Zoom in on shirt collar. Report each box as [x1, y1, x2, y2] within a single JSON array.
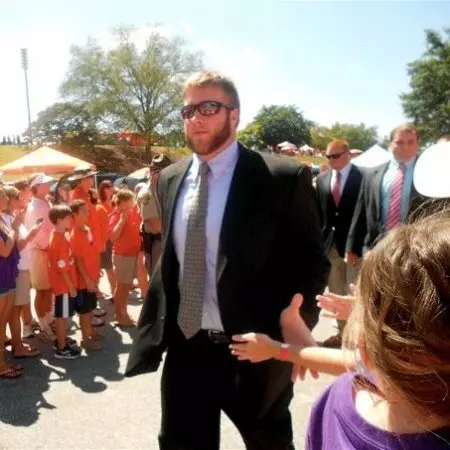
[[390, 154, 417, 169], [191, 141, 239, 179], [334, 163, 352, 178]]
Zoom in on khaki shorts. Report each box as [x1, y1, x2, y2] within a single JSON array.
[[14, 270, 31, 306], [30, 249, 51, 291], [113, 254, 138, 285]]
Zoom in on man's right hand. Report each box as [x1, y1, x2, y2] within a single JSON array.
[[69, 287, 77, 299], [345, 251, 358, 266]]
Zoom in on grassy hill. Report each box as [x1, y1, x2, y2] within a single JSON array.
[[0, 145, 32, 166]]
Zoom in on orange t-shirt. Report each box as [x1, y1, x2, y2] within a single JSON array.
[[70, 225, 100, 290], [96, 204, 110, 249], [101, 201, 114, 215], [48, 231, 78, 296], [109, 208, 142, 256], [71, 187, 103, 253]]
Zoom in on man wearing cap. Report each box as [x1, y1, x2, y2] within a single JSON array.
[[69, 167, 106, 323], [137, 154, 171, 276], [24, 173, 55, 340]]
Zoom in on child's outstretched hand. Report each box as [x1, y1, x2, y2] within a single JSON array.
[[230, 333, 279, 362]]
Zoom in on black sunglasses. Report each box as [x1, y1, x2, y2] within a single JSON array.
[[181, 101, 234, 120], [326, 151, 348, 160]]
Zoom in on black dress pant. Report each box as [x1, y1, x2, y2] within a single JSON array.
[[159, 329, 295, 450]]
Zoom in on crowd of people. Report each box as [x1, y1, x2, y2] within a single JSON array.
[[2, 68, 450, 449], [0, 153, 170, 375]]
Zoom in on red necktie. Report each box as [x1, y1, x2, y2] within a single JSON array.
[[386, 164, 405, 230], [332, 171, 341, 206]]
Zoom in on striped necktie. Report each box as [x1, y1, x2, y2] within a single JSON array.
[[386, 163, 405, 230]]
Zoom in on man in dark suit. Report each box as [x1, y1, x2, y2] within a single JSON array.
[[125, 70, 329, 450], [315, 139, 363, 347], [347, 124, 424, 260]]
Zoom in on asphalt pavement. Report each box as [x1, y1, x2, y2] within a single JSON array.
[[0, 280, 336, 450]]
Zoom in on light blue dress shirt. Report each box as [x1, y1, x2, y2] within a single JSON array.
[[173, 141, 239, 331], [381, 156, 417, 226]]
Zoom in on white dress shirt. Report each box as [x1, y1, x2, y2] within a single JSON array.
[[173, 141, 239, 331], [330, 163, 352, 195]]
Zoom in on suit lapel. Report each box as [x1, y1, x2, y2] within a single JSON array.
[[216, 146, 262, 283], [373, 163, 389, 223], [160, 157, 192, 272], [340, 165, 357, 205]]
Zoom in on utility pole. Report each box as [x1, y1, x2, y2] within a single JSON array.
[[20, 48, 32, 143]]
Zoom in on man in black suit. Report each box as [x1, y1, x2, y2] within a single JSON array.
[[347, 124, 424, 260], [125, 71, 329, 449], [315, 139, 363, 347]]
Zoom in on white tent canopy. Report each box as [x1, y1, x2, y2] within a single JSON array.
[[299, 144, 314, 152], [352, 144, 391, 168]]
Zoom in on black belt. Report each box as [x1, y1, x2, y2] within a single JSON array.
[[200, 329, 231, 344], [151, 233, 162, 241]]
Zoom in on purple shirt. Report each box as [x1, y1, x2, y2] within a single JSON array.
[[307, 373, 450, 449], [0, 228, 20, 289]]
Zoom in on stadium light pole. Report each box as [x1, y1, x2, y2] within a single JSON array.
[[20, 48, 32, 143]]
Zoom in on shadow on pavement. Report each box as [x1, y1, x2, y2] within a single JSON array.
[[0, 308, 136, 427]]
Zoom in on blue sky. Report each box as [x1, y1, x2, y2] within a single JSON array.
[[1, 0, 449, 141]]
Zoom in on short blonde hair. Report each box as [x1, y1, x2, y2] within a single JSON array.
[[115, 188, 134, 205], [184, 71, 240, 110]]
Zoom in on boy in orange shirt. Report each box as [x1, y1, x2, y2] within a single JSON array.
[[70, 200, 103, 351], [109, 189, 141, 327], [48, 205, 81, 360]]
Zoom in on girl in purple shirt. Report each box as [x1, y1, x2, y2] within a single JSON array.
[[231, 212, 450, 449], [0, 186, 21, 379]]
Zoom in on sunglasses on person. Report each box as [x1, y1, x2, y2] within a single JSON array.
[[325, 151, 348, 160], [181, 101, 234, 120]]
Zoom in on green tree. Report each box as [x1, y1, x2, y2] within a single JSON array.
[[247, 105, 311, 148], [310, 122, 378, 150], [25, 102, 99, 145], [237, 122, 265, 150], [60, 26, 203, 158], [401, 29, 450, 145]]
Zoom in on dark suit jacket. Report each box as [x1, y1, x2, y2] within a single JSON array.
[[316, 165, 364, 258], [125, 144, 330, 377], [347, 159, 425, 254]]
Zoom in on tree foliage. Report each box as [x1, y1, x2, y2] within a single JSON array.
[[401, 29, 450, 145], [237, 122, 265, 150], [25, 102, 99, 145], [310, 122, 378, 150], [238, 105, 311, 149], [60, 26, 203, 154]]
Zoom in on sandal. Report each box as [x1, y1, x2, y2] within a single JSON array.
[[92, 317, 105, 327], [0, 368, 22, 379], [91, 330, 105, 341], [93, 307, 107, 318], [37, 330, 56, 344], [13, 345, 41, 359]]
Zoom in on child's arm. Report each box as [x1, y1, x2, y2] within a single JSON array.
[[230, 333, 355, 377], [17, 224, 42, 251], [110, 212, 127, 241], [60, 271, 77, 298], [74, 256, 96, 292]]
